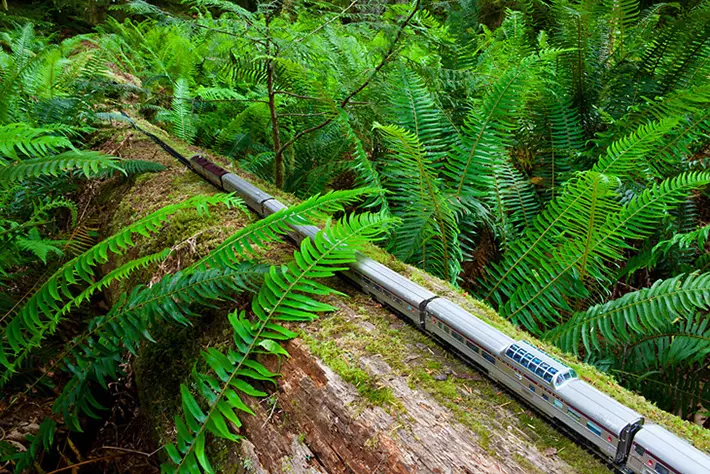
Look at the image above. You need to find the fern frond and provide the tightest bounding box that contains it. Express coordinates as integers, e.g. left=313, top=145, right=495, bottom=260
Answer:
left=594, top=117, right=679, bottom=178
left=0, top=151, right=124, bottom=182
left=16, top=232, right=66, bottom=264
left=387, top=65, right=453, bottom=161
left=336, top=110, right=388, bottom=213
left=188, top=188, right=373, bottom=272
left=195, top=87, right=246, bottom=102
left=605, top=0, right=640, bottom=57
left=653, top=224, right=710, bottom=257
left=535, top=86, right=584, bottom=200
left=163, top=212, right=394, bottom=473
left=0, top=123, right=73, bottom=161
left=499, top=171, right=710, bottom=331
left=548, top=272, right=710, bottom=355
left=0, top=194, right=244, bottom=387
left=172, top=77, right=196, bottom=144
left=484, top=118, right=684, bottom=309
left=618, top=319, right=710, bottom=418
left=115, top=159, right=167, bottom=175
left=181, top=0, right=254, bottom=19
left=54, top=265, right=263, bottom=431
left=444, top=53, right=540, bottom=203
left=376, top=123, right=461, bottom=282
left=0, top=417, right=56, bottom=474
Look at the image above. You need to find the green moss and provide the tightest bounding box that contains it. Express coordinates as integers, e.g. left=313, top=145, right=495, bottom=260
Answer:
left=517, top=413, right=609, bottom=474
left=303, top=334, right=398, bottom=409
left=513, top=453, right=544, bottom=474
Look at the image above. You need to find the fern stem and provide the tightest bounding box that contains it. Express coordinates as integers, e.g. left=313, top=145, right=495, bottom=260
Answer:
left=173, top=220, right=378, bottom=471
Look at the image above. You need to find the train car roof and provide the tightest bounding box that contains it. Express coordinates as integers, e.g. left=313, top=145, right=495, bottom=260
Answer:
left=262, top=199, right=287, bottom=215
left=222, top=173, right=273, bottom=205
left=634, top=424, right=710, bottom=474
left=504, top=341, right=576, bottom=387
left=426, top=298, right=513, bottom=353
left=291, top=224, right=320, bottom=243
left=557, top=380, right=643, bottom=436
left=351, top=253, right=436, bottom=303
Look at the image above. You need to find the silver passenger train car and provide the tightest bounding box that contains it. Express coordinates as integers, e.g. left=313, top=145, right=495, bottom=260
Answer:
left=187, top=154, right=710, bottom=474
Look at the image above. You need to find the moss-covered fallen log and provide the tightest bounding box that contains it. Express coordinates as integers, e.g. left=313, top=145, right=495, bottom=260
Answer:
left=91, top=121, right=709, bottom=473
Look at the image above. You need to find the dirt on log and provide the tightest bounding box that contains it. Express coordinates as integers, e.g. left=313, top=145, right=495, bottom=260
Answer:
left=95, top=124, right=608, bottom=474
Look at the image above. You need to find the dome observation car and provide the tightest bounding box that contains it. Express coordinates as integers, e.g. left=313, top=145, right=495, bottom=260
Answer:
left=504, top=341, right=577, bottom=388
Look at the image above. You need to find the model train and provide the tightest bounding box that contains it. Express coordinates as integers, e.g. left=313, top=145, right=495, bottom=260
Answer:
left=188, top=153, right=710, bottom=474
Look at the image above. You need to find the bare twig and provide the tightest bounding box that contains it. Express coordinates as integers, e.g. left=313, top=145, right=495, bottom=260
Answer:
left=47, top=454, right=119, bottom=474
left=281, top=112, right=328, bottom=117
left=260, top=396, right=280, bottom=428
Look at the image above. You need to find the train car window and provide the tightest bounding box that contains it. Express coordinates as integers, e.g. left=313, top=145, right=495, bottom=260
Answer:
left=633, top=444, right=645, bottom=456
left=569, top=369, right=577, bottom=378
left=452, top=331, right=464, bottom=343
left=566, top=408, right=581, bottom=422
left=586, top=421, right=602, bottom=437
left=506, top=347, right=515, bottom=357
left=465, top=340, right=479, bottom=353
left=543, top=371, right=554, bottom=383
left=529, top=385, right=535, bottom=393
left=536, top=363, right=550, bottom=377
left=529, top=357, right=543, bottom=372
left=513, top=350, right=524, bottom=362
left=482, top=352, right=496, bottom=364
left=654, top=464, right=669, bottom=474
left=553, top=399, right=563, bottom=410
left=522, top=353, right=534, bottom=367
left=542, top=393, right=549, bottom=401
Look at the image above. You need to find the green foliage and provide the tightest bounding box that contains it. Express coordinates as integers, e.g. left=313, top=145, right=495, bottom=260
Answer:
left=94, top=0, right=710, bottom=421
left=549, top=272, right=710, bottom=355
left=189, top=188, right=376, bottom=271
left=0, top=195, right=243, bottom=387
left=0, top=151, right=125, bottom=181
left=0, top=418, right=55, bottom=474
left=156, top=77, right=197, bottom=144
left=163, top=211, right=393, bottom=473
left=0, top=123, right=73, bottom=161
left=54, top=264, right=264, bottom=431
left=376, top=123, right=461, bottom=282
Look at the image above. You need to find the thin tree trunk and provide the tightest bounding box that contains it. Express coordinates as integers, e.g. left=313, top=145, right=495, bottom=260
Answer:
left=267, top=59, right=284, bottom=189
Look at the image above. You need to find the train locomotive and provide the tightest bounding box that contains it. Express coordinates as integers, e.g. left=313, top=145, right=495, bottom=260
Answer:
left=189, top=154, right=710, bottom=474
